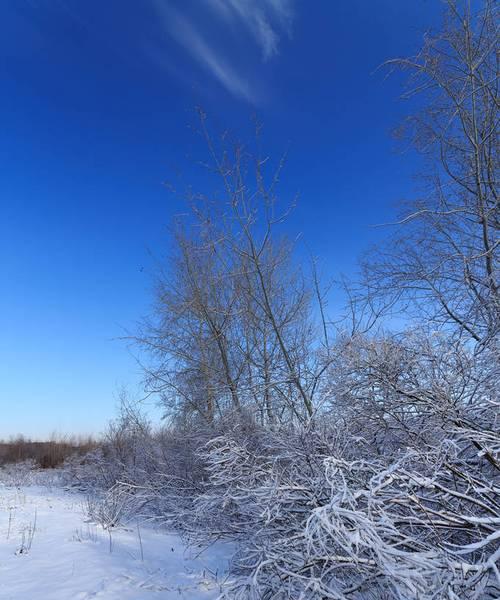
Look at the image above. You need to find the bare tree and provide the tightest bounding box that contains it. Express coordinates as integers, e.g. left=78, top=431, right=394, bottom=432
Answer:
left=137, top=114, right=332, bottom=425
left=357, top=0, right=498, bottom=346
left=138, top=217, right=246, bottom=423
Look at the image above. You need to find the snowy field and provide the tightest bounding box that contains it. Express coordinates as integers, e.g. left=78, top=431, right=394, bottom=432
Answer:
left=0, top=485, right=232, bottom=600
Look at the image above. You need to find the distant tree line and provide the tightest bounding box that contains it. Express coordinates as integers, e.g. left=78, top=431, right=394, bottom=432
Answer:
left=0, top=435, right=97, bottom=469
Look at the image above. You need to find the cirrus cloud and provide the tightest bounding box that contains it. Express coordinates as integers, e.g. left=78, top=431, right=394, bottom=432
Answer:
left=153, top=0, right=295, bottom=104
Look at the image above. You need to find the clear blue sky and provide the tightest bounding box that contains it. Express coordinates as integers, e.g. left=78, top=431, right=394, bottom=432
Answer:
left=1, top=0, right=442, bottom=439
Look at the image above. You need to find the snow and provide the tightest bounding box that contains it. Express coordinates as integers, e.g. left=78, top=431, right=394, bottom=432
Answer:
left=0, top=485, right=233, bottom=600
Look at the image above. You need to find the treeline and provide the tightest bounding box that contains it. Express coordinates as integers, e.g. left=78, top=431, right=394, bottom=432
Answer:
left=0, top=436, right=98, bottom=469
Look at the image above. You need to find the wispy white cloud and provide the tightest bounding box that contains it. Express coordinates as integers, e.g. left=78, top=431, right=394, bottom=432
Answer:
left=156, top=4, right=257, bottom=102
left=153, top=0, right=295, bottom=103
left=207, top=0, right=293, bottom=60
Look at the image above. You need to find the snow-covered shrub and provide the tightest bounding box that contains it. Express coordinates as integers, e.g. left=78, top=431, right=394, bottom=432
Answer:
left=192, top=427, right=499, bottom=599
left=177, top=330, right=500, bottom=599
left=85, top=483, right=134, bottom=529
left=66, top=401, right=210, bottom=527
left=0, top=459, right=38, bottom=488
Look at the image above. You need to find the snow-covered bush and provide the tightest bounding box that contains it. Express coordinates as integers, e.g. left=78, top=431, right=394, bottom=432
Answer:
left=160, top=326, right=498, bottom=599
left=191, top=423, right=499, bottom=599
left=66, top=400, right=209, bottom=528
left=0, top=459, right=38, bottom=488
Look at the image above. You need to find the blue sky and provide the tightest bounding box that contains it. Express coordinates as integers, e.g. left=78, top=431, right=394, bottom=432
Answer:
left=1, top=0, right=442, bottom=439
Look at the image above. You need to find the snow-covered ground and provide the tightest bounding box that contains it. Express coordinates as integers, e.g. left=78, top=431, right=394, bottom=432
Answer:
left=0, top=485, right=232, bottom=599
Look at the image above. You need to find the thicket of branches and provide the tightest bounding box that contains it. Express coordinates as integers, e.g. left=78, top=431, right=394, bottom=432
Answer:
left=69, top=2, right=498, bottom=598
